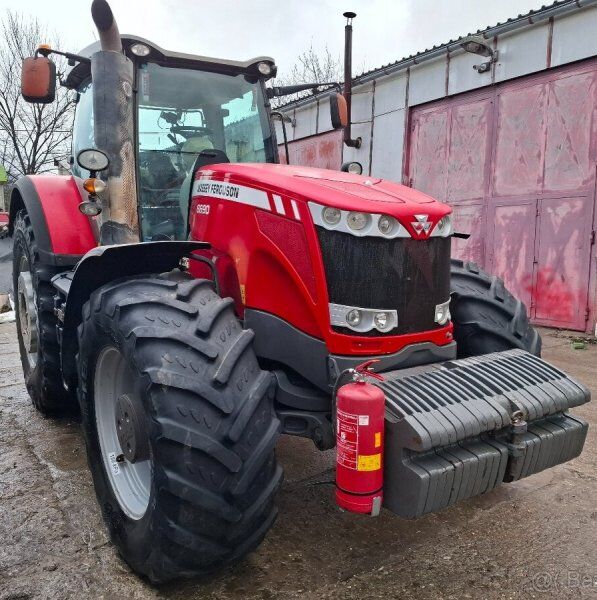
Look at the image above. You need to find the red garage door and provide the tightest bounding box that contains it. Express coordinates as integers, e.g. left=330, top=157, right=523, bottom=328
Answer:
left=407, top=60, right=597, bottom=331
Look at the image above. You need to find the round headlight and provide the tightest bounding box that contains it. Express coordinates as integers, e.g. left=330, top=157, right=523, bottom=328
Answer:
left=257, top=62, right=272, bottom=76
left=347, top=212, right=368, bottom=231
left=346, top=309, right=361, bottom=327
left=378, top=215, right=396, bottom=235
left=322, top=207, right=341, bottom=226
left=77, top=148, right=109, bottom=172
left=374, top=312, right=389, bottom=330
left=130, top=43, right=150, bottom=57
left=78, top=201, right=102, bottom=216
left=341, top=161, right=363, bottom=175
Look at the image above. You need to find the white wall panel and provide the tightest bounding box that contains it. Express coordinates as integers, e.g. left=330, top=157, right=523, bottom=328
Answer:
left=552, top=7, right=597, bottom=66
left=374, top=73, right=407, bottom=116
left=291, top=104, right=318, bottom=140
left=342, top=122, right=371, bottom=174
left=370, top=109, right=405, bottom=182
left=495, top=22, right=549, bottom=82
left=350, top=83, right=374, bottom=123
left=448, top=50, right=492, bottom=95
left=317, top=97, right=333, bottom=133
left=409, top=56, right=447, bottom=106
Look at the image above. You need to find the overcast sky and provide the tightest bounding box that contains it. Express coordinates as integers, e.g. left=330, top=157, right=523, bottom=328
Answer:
left=0, top=0, right=547, bottom=78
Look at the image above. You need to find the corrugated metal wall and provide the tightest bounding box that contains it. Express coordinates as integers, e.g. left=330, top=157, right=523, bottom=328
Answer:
left=278, top=3, right=597, bottom=333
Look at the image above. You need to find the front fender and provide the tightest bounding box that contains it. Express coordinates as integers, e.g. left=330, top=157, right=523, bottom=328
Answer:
left=57, top=240, right=210, bottom=386
left=9, top=175, right=98, bottom=266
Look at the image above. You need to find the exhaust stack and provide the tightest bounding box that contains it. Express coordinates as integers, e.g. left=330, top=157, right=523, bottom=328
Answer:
left=91, top=0, right=139, bottom=244
left=343, top=11, right=361, bottom=149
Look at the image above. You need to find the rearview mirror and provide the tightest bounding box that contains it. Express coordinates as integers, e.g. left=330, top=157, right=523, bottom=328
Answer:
left=329, top=92, right=348, bottom=130
left=21, top=56, right=56, bottom=104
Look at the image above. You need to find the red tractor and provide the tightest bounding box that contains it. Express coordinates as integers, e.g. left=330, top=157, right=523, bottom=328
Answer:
left=10, top=0, right=590, bottom=583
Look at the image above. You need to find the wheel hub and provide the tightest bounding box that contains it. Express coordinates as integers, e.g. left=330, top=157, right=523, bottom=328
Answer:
left=115, top=393, right=149, bottom=463
left=17, top=271, right=38, bottom=357
left=94, top=345, right=152, bottom=520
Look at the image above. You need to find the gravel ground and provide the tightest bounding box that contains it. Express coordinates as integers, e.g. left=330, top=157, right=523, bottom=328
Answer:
left=0, top=324, right=596, bottom=599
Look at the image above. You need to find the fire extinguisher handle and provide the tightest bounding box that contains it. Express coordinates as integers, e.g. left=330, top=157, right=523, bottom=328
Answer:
left=354, top=359, right=385, bottom=381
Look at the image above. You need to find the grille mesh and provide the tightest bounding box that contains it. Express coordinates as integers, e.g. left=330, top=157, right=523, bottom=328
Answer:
left=316, top=228, right=450, bottom=335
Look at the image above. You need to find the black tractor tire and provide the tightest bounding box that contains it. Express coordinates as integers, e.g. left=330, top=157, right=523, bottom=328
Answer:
left=450, top=259, right=541, bottom=358
left=12, top=210, right=74, bottom=415
left=77, top=275, right=282, bottom=583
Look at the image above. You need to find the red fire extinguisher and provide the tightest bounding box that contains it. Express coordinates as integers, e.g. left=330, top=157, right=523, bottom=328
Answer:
left=335, top=360, right=385, bottom=516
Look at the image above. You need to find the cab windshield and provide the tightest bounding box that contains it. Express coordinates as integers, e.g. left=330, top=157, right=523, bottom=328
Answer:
left=137, top=63, right=274, bottom=240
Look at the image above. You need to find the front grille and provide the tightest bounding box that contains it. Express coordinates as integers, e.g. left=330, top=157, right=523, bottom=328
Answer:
left=316, top=228, right=451, bottom=335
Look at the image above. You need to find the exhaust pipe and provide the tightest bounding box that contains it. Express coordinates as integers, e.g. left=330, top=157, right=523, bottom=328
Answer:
left=90, top=0, right=139, bottom=244
left=91, top=0, right=122, bottom=52
left=343, top=12, right=361, bottom=149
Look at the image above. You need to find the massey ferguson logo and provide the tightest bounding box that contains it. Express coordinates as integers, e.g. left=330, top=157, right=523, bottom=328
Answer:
left=411, top=214, right=432, bottom=237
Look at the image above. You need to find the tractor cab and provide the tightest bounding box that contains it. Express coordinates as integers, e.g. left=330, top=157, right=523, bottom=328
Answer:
left=63, top=36, right=278, bottom=241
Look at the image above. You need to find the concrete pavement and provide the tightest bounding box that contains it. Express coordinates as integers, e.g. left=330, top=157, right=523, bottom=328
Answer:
left=0, top=323, right=595, bottom=599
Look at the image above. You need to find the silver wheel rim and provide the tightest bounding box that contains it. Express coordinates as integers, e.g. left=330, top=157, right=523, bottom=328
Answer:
left=94, top=346, right=152, bottom=520
left=17, top=256, right=38, bottom=370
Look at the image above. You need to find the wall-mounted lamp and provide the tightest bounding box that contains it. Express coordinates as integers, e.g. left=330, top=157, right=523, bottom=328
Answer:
left=459, top=35, right=497, bottom=73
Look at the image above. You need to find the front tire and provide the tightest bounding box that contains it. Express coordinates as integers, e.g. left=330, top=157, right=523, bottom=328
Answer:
left=12, top=210, right=73, bottom=415
left=450, top=259, right=541, bottom=357
left=77, top=276, right=282, bottom=583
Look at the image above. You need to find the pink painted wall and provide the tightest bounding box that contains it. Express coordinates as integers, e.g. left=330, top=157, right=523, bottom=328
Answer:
left=406, top=60, right=597, bottom=332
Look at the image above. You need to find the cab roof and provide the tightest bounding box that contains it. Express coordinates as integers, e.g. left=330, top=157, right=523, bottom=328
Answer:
left=64, top=34, right=276, bottom=90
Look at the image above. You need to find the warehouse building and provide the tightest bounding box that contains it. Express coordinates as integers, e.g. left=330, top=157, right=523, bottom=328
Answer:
left=276, top=0, right=597, bottom=334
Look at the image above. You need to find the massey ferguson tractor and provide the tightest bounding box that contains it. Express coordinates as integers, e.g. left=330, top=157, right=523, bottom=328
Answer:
left=10, top=0, right=590, bottom=583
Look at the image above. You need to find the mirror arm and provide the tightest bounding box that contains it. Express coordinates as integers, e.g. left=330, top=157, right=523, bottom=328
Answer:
left=36, top=47, right=91, bottom=67
left=267, top=82, right=339, bottom=99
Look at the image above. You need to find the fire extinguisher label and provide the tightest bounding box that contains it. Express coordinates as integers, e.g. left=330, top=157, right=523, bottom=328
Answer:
left=337, top=409, right=359, bottom=470
left=357, top=453, right=381, bottom=471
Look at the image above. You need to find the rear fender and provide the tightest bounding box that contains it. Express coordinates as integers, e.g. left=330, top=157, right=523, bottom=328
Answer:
left=9, top=175, right=98, bottom=266
left=59, top=241, right=210, bottom=385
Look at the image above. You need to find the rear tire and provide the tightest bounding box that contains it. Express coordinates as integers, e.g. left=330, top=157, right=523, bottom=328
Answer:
left=77, top=275, right=282, bottom=583
left=12, top=210, right=74, bottom=415
left=450, top=259, right=541, bottom=357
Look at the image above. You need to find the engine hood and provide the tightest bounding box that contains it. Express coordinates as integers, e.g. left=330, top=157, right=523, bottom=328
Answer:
left=196, top=163, right=451, bottom=225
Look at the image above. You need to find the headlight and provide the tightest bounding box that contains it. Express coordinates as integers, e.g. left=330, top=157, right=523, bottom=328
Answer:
left=130, top=43, right=151, bottom=57
left=434, top=299, right=451, bottom=325
left=329, top=303, right=398, bottom=333
left=322, top=206, right=341, bottom=226
left=374, top=312, right=389, bottom=330
left=78, top=201, right=102, bottom=216
left=378, top=215, right=396, bottom=235
left=436, top=215, right=452, bottom=236
left=257, top=61, right=272, bottom=76
left=341, top=161, right=363, bottom=175
left=346, top=309, right=362, bottom=327
left=347, top=212, right=369, bottom=231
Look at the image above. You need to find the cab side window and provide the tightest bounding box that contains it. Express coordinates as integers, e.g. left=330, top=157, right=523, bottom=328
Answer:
left=71, top=80, right=94, bottom=178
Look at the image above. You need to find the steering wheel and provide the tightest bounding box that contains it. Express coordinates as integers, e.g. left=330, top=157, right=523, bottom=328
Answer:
left=171, top=125, right=213, bottom=139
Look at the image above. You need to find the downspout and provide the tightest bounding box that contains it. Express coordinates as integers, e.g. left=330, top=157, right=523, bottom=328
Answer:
left=91, top=0, right=140, bottom=244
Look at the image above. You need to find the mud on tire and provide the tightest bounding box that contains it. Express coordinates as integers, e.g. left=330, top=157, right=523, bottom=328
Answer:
left=77, top=276, right=282, bottom=583
left=12, top=209, right=75, bottom=415
left=450, top=259, right=541, bottom=358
